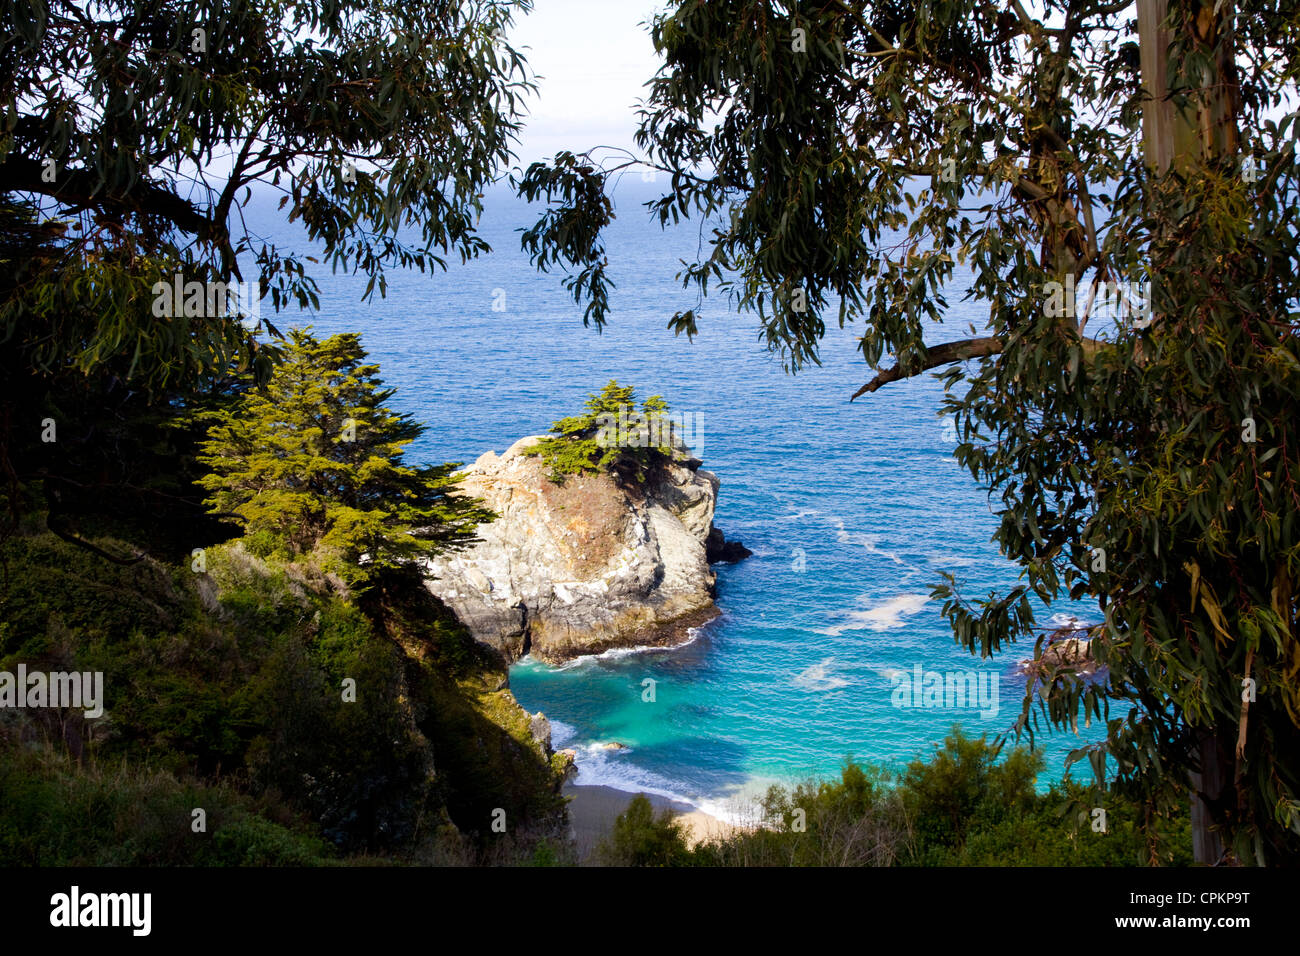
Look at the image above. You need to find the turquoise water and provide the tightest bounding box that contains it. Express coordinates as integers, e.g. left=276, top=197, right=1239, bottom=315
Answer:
left=248, top=180, right=1104, bottom=815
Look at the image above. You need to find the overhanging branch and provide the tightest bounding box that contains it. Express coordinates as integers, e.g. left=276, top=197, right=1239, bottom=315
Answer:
left=850, top=334, right=1104, bottom=400
left=1, top=156, right=220, bottom=245
left=851, top=336, right=1005, bottom=400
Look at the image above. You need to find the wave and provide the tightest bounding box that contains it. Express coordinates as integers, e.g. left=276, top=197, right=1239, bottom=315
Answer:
left=549, top=718, right=578, bottom=750
left=562, top=739, right=750, bottom=825
left=544, top=624, right=710, bottom=671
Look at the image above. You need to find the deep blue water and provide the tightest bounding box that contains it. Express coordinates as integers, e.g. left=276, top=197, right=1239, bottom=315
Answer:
left=246, top=180, right=1103, bottom=816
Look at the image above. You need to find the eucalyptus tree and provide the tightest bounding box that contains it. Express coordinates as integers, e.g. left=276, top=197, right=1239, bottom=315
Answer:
left=0, top=0, right=534, bottom=542
left=517, top=0, right=1300, bottom=863
left=2, top=0, right=534, bottom=385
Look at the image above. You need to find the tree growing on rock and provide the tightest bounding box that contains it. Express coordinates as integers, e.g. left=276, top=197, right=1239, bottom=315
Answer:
left=528, top=379, right=679, bottom=483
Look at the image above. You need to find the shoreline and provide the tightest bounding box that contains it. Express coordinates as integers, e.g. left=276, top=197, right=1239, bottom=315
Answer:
left=563, top=783, right=738, bottom=861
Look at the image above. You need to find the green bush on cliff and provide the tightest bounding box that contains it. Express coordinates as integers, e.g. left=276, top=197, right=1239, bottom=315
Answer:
left=0, top=528, right=569, bottom=862
left=0, top=749, right=334, bottom=866
left=527, top=380, right=678, bottom=483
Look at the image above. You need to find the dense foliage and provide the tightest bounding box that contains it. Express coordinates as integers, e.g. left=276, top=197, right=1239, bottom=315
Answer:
left=608, top=728, right=1192, bottom=867
left=526, top=379, right=677, bottom=482
left=597, top=794, right=693, bottom=867
left=196, top=329, right=490, bottom=589
left=0, top=0, right=536, bottom=573
left=0, top=0, right=536, bottom=391
left=0, top=334, right=564, bottom=865
left=518, top=0, right=1300, bottom=863
left=0, top=528, right=569, bottom=863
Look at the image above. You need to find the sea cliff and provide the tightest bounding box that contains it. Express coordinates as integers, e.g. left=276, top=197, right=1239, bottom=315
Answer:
left=422, top=435, right=748, bottom=664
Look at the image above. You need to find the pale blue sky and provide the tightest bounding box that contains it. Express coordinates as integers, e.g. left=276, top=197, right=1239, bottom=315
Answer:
left=508, top=0, right=669, bottom=165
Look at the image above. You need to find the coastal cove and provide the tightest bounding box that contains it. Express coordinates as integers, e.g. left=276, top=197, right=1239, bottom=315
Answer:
left=7, top=0, right=1293, bottom=874
left=245, top=180, right=1106, bottom=824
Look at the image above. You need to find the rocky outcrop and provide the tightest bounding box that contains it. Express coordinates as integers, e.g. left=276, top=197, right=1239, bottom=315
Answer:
left=421, top=435, right=746, bottom=664
left=1017, top=636, right=1103, bottom=681
left=706, top=527, right=753, bottom=564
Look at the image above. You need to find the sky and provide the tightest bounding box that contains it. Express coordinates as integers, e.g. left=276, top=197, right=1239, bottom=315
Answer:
left=507, top=0, right=670, bottom=165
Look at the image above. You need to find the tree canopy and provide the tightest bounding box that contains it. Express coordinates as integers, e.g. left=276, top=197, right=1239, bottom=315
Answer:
left=526, top=379, right=676, bottom=482
left=0, top=0, right=535, bottom=553
left=0, top=0, right=535, bottom=391
left=518, top=0, right=1300, bottom=863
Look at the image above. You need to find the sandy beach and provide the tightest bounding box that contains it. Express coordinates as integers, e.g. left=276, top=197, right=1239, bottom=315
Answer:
left=564, top=783, right=736, bottom=862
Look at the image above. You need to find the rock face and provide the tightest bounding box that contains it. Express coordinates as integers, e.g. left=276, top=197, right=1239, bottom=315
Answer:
left=421, top=436, right=745, bottom=664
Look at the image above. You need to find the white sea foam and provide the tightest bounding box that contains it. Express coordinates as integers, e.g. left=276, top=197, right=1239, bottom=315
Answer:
left=547, top=624, right=708, bottom=671
left=549, top=718, right=578, bottom=750
left=830, top=519, right=915, bottom=568
left=565, top=741, right=747, bottom=825
left=775, top=509, right=821, bottom=523
left=814, top=592, right=930, bottom=637
left=792, top=657, right=851, bottom=691
left=1048, top=612, right=1092, bottom=630
left=871, top=665, right=909, bottom=681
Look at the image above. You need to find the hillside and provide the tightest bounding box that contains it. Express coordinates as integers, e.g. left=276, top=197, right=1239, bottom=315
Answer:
left=0, top=529, right=570, bottom=865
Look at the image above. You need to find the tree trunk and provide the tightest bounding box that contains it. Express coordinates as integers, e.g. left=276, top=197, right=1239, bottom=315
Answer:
left=1137, top=0, right=1243, bottom=863
left=1189, top=729, right=1231, bottom=864
left=1137, top=0, right=1178, bottom=173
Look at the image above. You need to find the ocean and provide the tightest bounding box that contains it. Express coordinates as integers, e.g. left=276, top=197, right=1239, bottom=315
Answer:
left=246, top=178, right=1104, bottom=819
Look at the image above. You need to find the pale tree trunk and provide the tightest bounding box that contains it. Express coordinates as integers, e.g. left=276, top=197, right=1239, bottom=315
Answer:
left=1136, top=0, right=1242, bottom=865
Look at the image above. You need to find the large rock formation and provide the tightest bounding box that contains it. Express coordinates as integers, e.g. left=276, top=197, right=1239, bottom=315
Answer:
left=421, top=436, right=747, bottom=664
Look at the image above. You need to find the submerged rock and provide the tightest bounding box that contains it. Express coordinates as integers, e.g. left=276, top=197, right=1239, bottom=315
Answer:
left=421, top=435, right=747, bottom=664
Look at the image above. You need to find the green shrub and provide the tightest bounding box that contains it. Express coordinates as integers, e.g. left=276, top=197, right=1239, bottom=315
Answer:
left=0, top=750, right=332, bottom=866
left=597, top=795, right=692, bottom=867
left=689, top=727, right=1192, bottom=867
left=211, top=815, right=334, bottom=866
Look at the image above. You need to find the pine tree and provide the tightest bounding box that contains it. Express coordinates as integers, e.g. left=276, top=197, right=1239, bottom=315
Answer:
left=197, top=330, right=488, bottom=588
